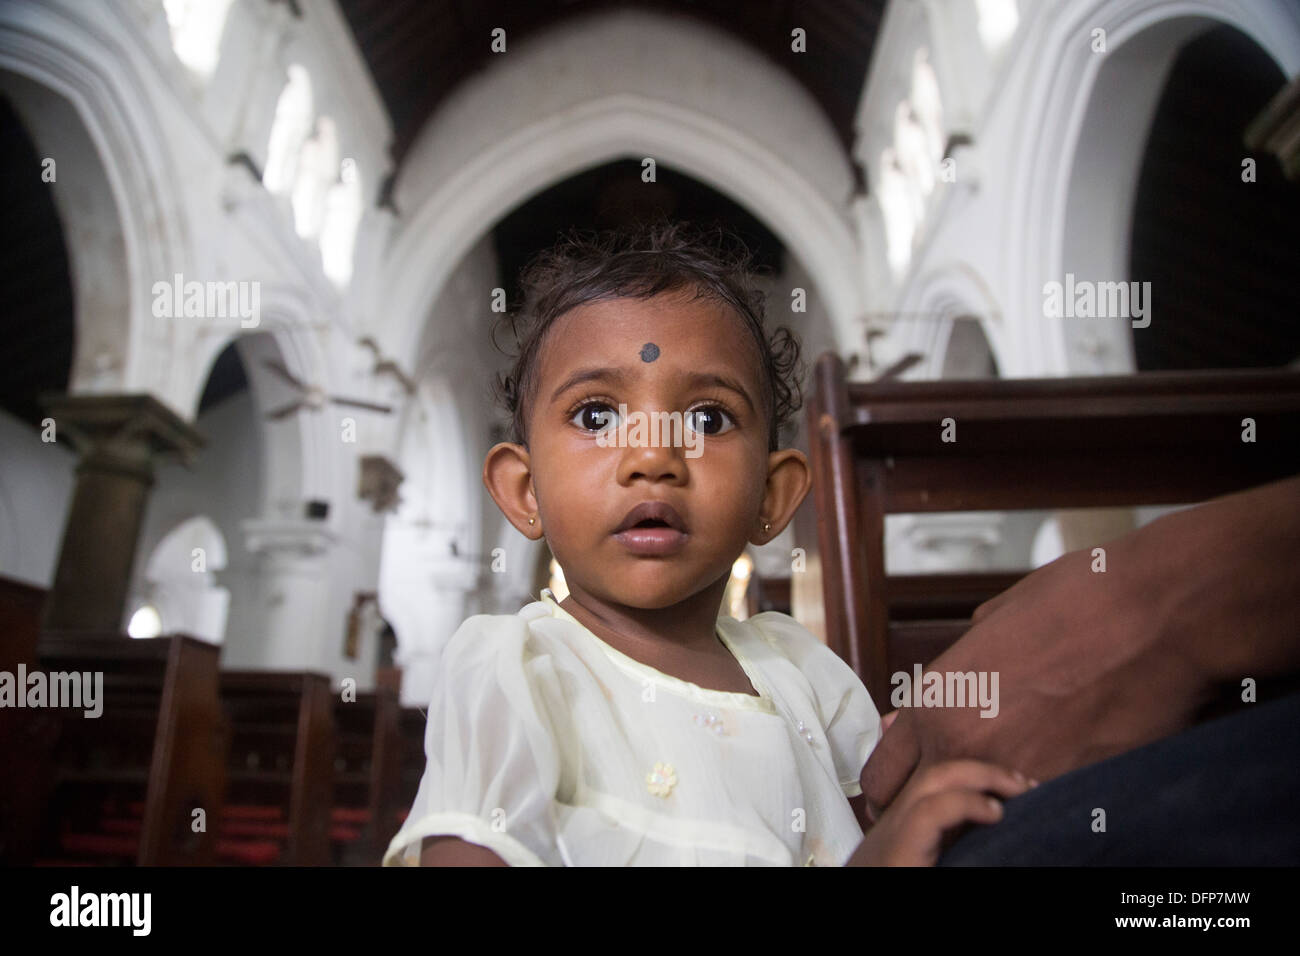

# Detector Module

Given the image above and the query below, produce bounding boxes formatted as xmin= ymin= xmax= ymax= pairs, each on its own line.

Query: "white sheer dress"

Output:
xmin=384 ymin=589 xmax=881 ymax=866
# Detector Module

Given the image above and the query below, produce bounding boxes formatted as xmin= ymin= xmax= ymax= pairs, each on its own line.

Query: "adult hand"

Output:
xmin=861 ymin=475 xmax=1300 ymax=821
xmin=860 ymin=539 xmax=1215 ymax=821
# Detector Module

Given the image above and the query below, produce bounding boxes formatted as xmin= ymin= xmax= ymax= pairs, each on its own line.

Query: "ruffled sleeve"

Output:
xmin=747 ymin=612 xmax=882 ymax=797
xmin=383 ymin=613 xmax=563 ymax=866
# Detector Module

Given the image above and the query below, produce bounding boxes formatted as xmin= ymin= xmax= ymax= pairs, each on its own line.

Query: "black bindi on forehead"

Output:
xmin=639 ymin=342 xmax=660 ymax=363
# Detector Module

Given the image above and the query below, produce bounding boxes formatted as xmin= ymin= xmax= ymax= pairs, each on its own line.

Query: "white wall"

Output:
xmin=131 ymin=389 xmax=262 ymax=650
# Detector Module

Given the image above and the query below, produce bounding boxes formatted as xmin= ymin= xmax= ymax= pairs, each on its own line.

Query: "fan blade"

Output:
xmin=261 ymin=359 xmax=306 ymax=391
xmin=376 ymin=360 xmax=417 ymax=395
xmin=331 ymin=396 xmax=394 ymax=414
xmin=875 ymin=353 xmax=925 ymax=382
xmin=264 ymin=401 xmax=304 ymax=420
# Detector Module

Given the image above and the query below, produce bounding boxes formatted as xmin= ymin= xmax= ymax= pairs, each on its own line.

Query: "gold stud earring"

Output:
xmin=763 ymin=522 xmax=770 ymax=532
xmin=528 ymin=516 xmax=536 ymax=526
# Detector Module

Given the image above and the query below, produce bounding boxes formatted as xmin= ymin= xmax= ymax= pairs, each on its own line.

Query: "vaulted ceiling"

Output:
xmin=335 ymin=0 xmax=887 ymax=167
xmin=334 ymin=1 xmax=885 ymax=348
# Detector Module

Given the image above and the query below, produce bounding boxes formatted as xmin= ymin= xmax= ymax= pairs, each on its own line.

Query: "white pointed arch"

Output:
xmin=891 ymin=261 xmax=1005 ymax=380
xmin=188 ymin=286 xmax=340 ymax=520
xmin=373 ymin=8 xmax=865 ymax=378
xmin=1005 ymin=0 xmax=1300 ymax=376
xmin=0 ymin=3 xmax=192 ymax=405
xmin=136 ymin=514 xmax=230 ymax=643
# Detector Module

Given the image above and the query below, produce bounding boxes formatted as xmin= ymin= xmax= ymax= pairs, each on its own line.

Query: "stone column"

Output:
xmin=42 ymin=394 xmax=204 ymax=632
xmin=393 ymin=556 xmax=481 ymax=707
xmin=241 ymin=518 xmax=337 ymax=670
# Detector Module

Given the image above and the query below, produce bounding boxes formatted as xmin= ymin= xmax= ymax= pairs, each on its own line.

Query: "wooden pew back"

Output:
xmin=0 ymin=576 xmax=50 ymax=863
xmin=808 ymin=352 xmax=1300 ymax=704
xmin=12 ymin=632 xmax=228 ymax=865
xmin=333 ymin=688 xmax=401 ymax=864
xmin=219 ymin=670 xmax=335 ymax=866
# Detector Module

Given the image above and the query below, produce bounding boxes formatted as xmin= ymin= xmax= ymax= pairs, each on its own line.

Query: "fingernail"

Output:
xmin=987 ymin=798 xmax=1002 ymax=813
xmin=1013 ymin=770 xmax=1026 ymax=782
xmin=1029 ymin=779 xmax=1040 ymax=787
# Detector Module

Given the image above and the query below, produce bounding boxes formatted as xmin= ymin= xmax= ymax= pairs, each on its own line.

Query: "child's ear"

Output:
xmin=752 ymin=448 xmax=812 ymax=545
xmin=483 ymin=442 xmax=544 ymax=539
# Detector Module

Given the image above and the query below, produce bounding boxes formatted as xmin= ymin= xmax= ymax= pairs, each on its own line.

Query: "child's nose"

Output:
xmin=618 ymin=441 xmax=687 ymax=485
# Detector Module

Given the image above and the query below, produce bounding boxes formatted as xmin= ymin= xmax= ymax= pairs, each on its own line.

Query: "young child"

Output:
xmin=383 ymin=220 xmax=1033 ymax=867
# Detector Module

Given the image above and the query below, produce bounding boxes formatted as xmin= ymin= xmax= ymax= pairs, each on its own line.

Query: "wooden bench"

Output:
xmin=390 ymin=706 xmax=428 ymax=840
xmin=218 ymin=670 xmax=336 ymax=866
xmin=0 ymin=576 xmax=50 ymax=863
xmin=12 ymin=631 xmax=228 ymax=865
xmin=807 ymin=353 xmax=1300 ymax=705
xmin=332 ymin=688 xmax=402 ymax=865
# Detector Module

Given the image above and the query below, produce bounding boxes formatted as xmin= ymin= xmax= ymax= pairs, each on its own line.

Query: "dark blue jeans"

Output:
xmin=938 ymin=691 xmax=1300 ymax=865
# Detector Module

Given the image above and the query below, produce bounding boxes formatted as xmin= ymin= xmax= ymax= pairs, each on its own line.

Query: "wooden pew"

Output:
xmin=807 ymin=352 xmax=1300 ymax=705
xmin=13 ymin=632 xmax=228 ymax=865
xmin=332 ymin=688 xmax=401 ymax=865
xmin=0 ymin=574 xmax=44 ymax=664
xmin=218 ymin=671 xmax=335 ymax=866
xmin=392 ymin=705 xmax=427 ymax=836
xmin=0 ymin=576 xmax=51 ymax=863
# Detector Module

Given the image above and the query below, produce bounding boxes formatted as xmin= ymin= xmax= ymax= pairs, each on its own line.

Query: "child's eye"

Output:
xmin=684 ymin=405 xmax=735 ymax=436
xmin=571 ymin=402 xmax=619 ymax=433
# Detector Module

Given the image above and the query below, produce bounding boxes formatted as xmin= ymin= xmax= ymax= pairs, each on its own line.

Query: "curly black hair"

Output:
xmin=492 ymin=218 xmax=804 ymax=452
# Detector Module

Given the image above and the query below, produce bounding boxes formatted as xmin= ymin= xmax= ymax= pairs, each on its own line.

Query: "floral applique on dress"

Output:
xmin=646 ymin=762 xmax=677 ymax=797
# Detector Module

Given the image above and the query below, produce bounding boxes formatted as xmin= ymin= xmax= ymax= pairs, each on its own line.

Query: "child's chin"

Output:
xmin=601 ymin=574 xmax=715 ymax=610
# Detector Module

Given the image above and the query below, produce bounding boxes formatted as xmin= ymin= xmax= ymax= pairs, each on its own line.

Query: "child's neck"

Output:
xmin=559 ymin=577 xmax=731 ymax=657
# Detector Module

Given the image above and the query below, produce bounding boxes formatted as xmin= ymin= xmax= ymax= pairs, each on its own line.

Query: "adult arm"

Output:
xmin=861 ymin=474 xmax=1300 ymax=820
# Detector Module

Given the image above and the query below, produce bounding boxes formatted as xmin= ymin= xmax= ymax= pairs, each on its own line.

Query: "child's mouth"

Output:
xmin=613 ymin=503 xmax=689 ymax=556
xmin=614 ymin=524 xmax=688 ymax=555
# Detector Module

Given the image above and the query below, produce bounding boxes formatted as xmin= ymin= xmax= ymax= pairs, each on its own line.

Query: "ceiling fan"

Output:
xmin=873 ymin=352 xmax=925 ymax=381
xmin=863 ymin=328 xmax=925 ymax=382
xmin=260 ymin=359 xmax=394 ymax=420
xmin=358 ymin=336 xmax=416 ymax=395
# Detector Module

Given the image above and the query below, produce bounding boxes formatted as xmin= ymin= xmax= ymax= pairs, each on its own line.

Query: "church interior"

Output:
xmin=1 ymin=0 xmax=1299 ymax=867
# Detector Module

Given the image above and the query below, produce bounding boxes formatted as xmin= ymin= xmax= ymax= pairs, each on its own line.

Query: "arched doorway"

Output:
xmin=1005 ymin=0 xmax=1300 ymax=376
xmin=1129 ymin=24 xmax=1300 ymax=370
xmin=128 ymin=516 xmax=230 ymax=643
xmin=0 ymin=90 xmax=76 ymax=587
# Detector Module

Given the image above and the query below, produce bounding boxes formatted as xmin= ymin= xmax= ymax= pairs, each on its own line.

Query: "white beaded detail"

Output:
xmin=796 ymin=719 xmax=817 ymax=745
xmin=692 ymin=712 xmax=726 ymax=736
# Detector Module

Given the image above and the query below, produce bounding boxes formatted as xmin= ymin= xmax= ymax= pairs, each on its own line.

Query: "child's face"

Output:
xmin=484 ymin=289 xmax=811 ymax=611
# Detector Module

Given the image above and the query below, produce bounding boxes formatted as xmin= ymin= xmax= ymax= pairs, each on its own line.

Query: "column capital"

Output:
xmin=40 ymin=393 xmax=205 ymax=632
xmin=41 ymin=392 xmax=205 ymax=478
xmin=242 ymin=518 xmax=337 ymax=557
